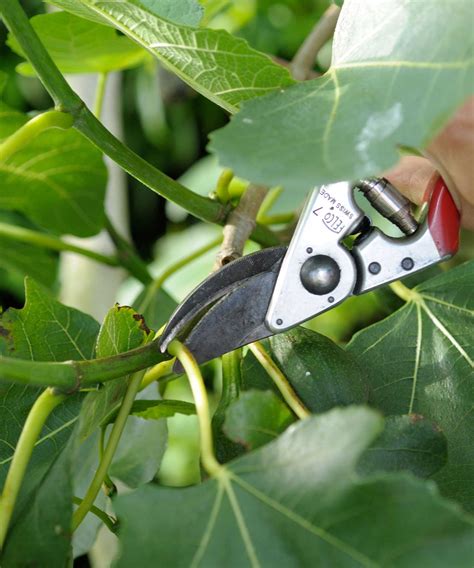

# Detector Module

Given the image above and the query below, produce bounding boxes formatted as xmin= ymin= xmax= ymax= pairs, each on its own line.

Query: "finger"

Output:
xmin=384 ymin=155 xmax=474 ymax=230
xmin=384 ymin=155 xmax=437 ymax=205
xmin=427 ymin=96 xmax=474 ymax=212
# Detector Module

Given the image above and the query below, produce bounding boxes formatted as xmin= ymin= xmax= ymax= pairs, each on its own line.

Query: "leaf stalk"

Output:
xmin=249 ymin=342 xmax=310 ymax=420
xmin=0 ymin=388 xmax=66 ymax=549
xmin=0 ymin=222 xmax=119 ymax=267
xmin=168 ymin=340 xmax=222 ymax=477
xmin=72 ymin=370 xmax=145 ymax=531
xmin=0 ymin=110 xmax=73 ymax=162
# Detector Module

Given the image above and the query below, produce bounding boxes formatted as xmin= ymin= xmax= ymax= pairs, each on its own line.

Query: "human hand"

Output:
xmin=384 ymin=97 xmax=474 ymax=230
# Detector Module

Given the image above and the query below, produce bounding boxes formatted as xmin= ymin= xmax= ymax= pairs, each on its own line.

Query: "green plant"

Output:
xmin=0 ymin=0 xmax=473 ymax=566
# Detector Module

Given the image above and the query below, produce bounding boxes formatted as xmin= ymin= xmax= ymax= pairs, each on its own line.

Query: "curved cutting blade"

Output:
xmin=159 ymin=246 xmax=287 ymax=364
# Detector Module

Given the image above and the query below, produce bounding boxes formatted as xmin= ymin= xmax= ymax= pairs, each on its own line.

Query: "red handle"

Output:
xmin=427 ymin=176 xmax=460 ymax=257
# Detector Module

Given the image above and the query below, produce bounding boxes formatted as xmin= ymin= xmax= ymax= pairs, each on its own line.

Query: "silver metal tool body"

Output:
xmin=160 ymin=177 xmax=459 ymax=365
xmin=266 ymin=181 xmax=362 ymax=332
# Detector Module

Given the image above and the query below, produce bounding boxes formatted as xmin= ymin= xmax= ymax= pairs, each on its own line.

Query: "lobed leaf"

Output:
xmin=0 ymin=279 xmax=99 ymax=537
xmin=348 ymin=261 xmax=474 ymax=511
xmin=269 ymin=327 xmax=368 ymax=412
xmin=213 ymin=350 xmax=244 ymax=463
xmin=223 ymin=389 xmax=294 ymax=450
xmin=1 ymin=431 xmax=79 ymax=567
xmin=0 ymin=277 xmax=99 ymax=361
xmin=357 ymin=414 xmax=448 ymax=479
xmin=0 ymin=212 xmax=58 ymax=287
xmin=210 ymin=0 xmax=474 ymax=191
xmin=138 ymin=0 xmax=203 ymax=26
xmin=115 ymin=407 xmax=474 ymax=567
xmin=77 ymin=304 xmax=167 ymax=489
xmin=104 ymin=399 xmax=196 ymax=425
xmin=0 ymin=107 xmax=107 ymax=236
xmin=79 ymin=304 xmax=152 ymax=440
xmin=8 ymin=11 xmax=148 ymax=75
xmin=107 ymin=385 xmax=168 ymax=489
xmin=48 ymin=0 xmax=295 ymax=113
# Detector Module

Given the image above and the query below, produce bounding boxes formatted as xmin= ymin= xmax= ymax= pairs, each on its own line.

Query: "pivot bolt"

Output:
xmin=300 ymin=255 xmax=340 ymax=295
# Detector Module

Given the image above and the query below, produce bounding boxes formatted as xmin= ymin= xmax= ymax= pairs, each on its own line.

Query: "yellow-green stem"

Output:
xmin=0 ymin=222 xmax=118 ymax=266
xmin=249 ymin=342 xmax=310 ymax=420
xmin=168 ymin=340 xmax=222 ymax=477
xmin=389 ymin=281 xmax=418 ymax=303
xmin=257 ymin=186 xmax=283 ymax=221
xmin=72 ymin=497 xmax=117 ymax=534
xmin=71 ymin=370 xmax=145 ymax=531
xmin=0 ymin=110 xmax=73 ymax=162
xmin=216 ymin=169 xmax=234 ymax=204
xmin=94 ymin=72 xmax=108 ymax=118
xmin=0 ymin=388 xmax=66 ymax=549
xmin=140 ymin=358 xmax=175 ymax=391
xmin=258 ymin=212 xmax=296 ymax=225
xmin=98 ymin=428 xmax=116 ymax=496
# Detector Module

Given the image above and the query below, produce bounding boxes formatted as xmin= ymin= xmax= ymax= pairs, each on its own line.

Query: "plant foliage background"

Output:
xmin=0 ymin=0 xmax=473 ymax=566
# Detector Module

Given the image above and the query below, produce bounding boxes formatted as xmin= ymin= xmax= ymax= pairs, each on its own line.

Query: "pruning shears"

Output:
xmin=159 ymin=176 xmax=460 ymax=364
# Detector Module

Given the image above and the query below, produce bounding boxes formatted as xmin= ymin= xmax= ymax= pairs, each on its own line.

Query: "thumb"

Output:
xmin=384 ymin=96 xmax=474 ymax=230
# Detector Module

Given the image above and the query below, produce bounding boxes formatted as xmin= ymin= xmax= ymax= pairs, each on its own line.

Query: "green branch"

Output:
xmin=0 ymin=388 xmax=66 ymax=549
xmin=0 ymin=0 xmax=279 ymax=246
xmin=0 ymin=110 xmax=73 ymax=162
xmin=72 ymin=370 xmax=145 ymax=531
xmin=0 ymin=340 xmax=169 ymax=391
xmin=0 ymin=222 xmax=119 ymax=267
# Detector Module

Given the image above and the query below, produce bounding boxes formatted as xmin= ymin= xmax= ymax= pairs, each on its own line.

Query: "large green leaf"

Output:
xmin=0 ymin=212 xmax=58 ymax=287
xmin=0 ymin=278 xmax=99 ymax=361
xmin=210 ymin=0 xmax=474 ymax=191
xmin=2 ymin=430 xmax=78 ymax=567
xmin=269 ymin=327 xmax=368 ymax=412
xmin=104 ymin=399 xmax=196 ymax=424
xmin=0 ymin=279 xmax=99 ymax=523
xmin=115 ymin=407 xmax=474 ymax=567
xmin=8 ymin=12 xmax=148 ymax=75
xmin=213 ymin=350 xmax=244 ymax=463
xmin=357 ymin=414 xmax=448 ymax=479
xmin=348 ymin=261 xmax=474 ymax=511
xmin=108 ymin=383 xmax=168 ymax=489
xmin=79 ymin=304 xmax=153 ymax=440
xmin=78 ymin=304 xmax=167 ymax=489
xmin=0 ymin=102 xmax=24 ymax=142
xmin=48 ymin=0 xmax=295 ymax=113
xmin=0 ymin=71 xmax=6 ymax=94
xmin=0 ymin=113 xmax=107 ymax=236
xmin=138 ymin=0 xmax=203 ymax=26
xmin=223 ymin=389 xmax=294 ymax=450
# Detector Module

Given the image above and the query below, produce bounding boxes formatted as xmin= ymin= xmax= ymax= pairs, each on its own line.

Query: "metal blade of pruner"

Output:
xmin=159 ymin=177 xmax=460 ymax=365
